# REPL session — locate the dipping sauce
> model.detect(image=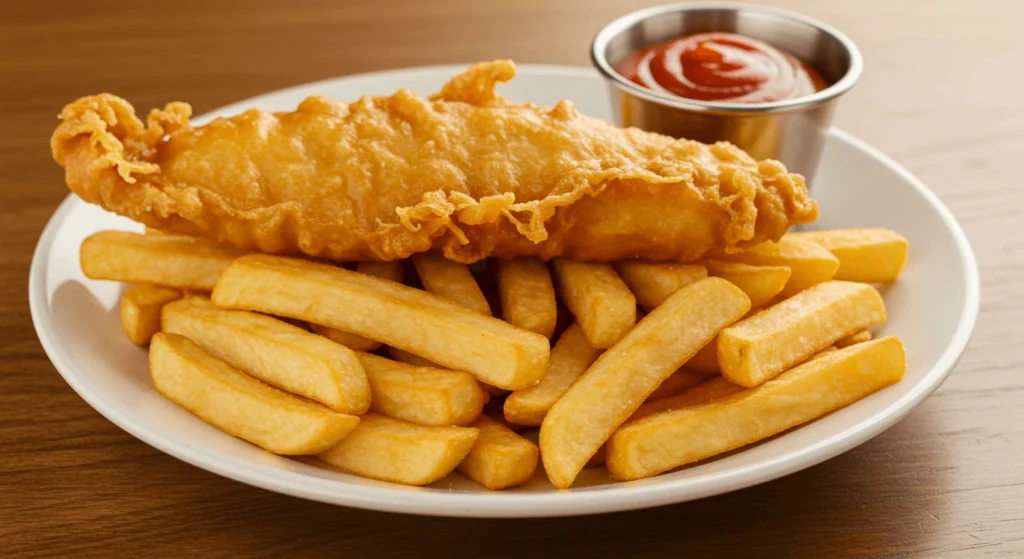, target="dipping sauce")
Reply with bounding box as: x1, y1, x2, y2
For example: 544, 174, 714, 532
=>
616, 32, 828, 103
